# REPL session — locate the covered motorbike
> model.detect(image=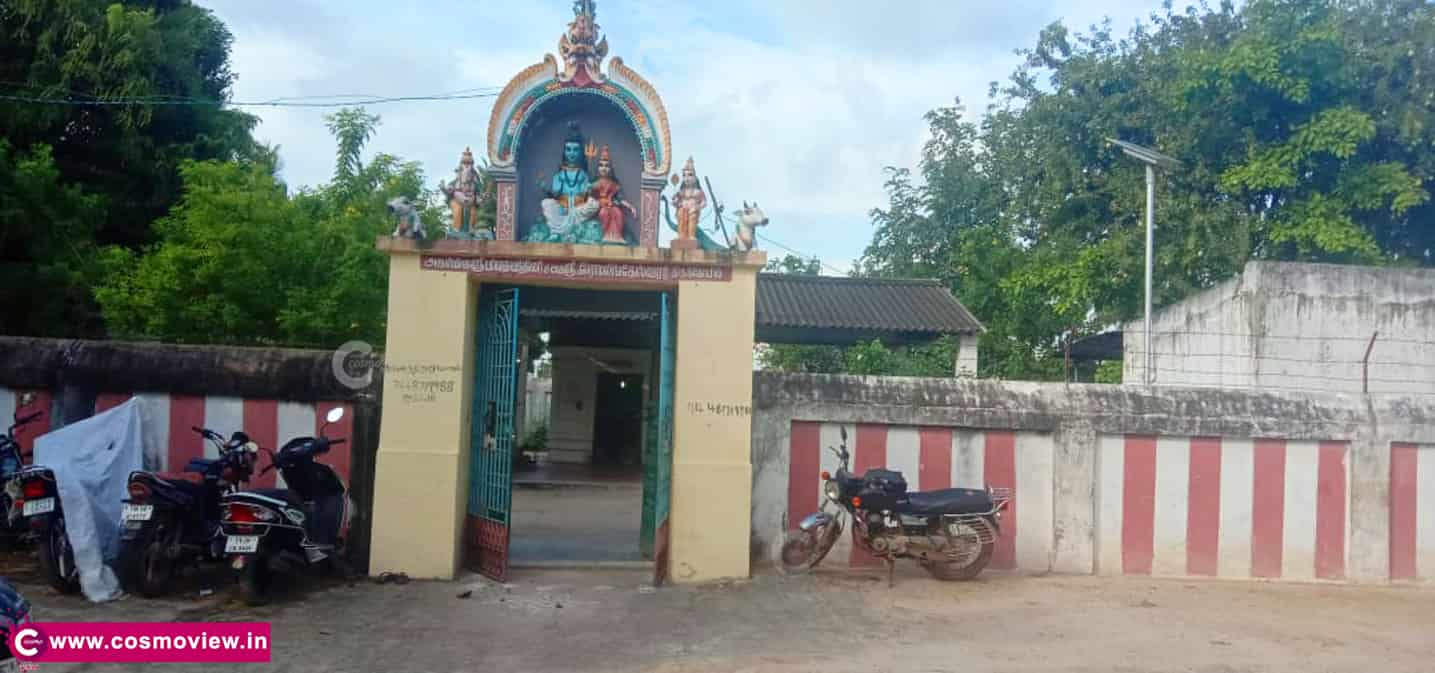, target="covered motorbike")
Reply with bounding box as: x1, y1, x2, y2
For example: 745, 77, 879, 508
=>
780, 427, 1010, 584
